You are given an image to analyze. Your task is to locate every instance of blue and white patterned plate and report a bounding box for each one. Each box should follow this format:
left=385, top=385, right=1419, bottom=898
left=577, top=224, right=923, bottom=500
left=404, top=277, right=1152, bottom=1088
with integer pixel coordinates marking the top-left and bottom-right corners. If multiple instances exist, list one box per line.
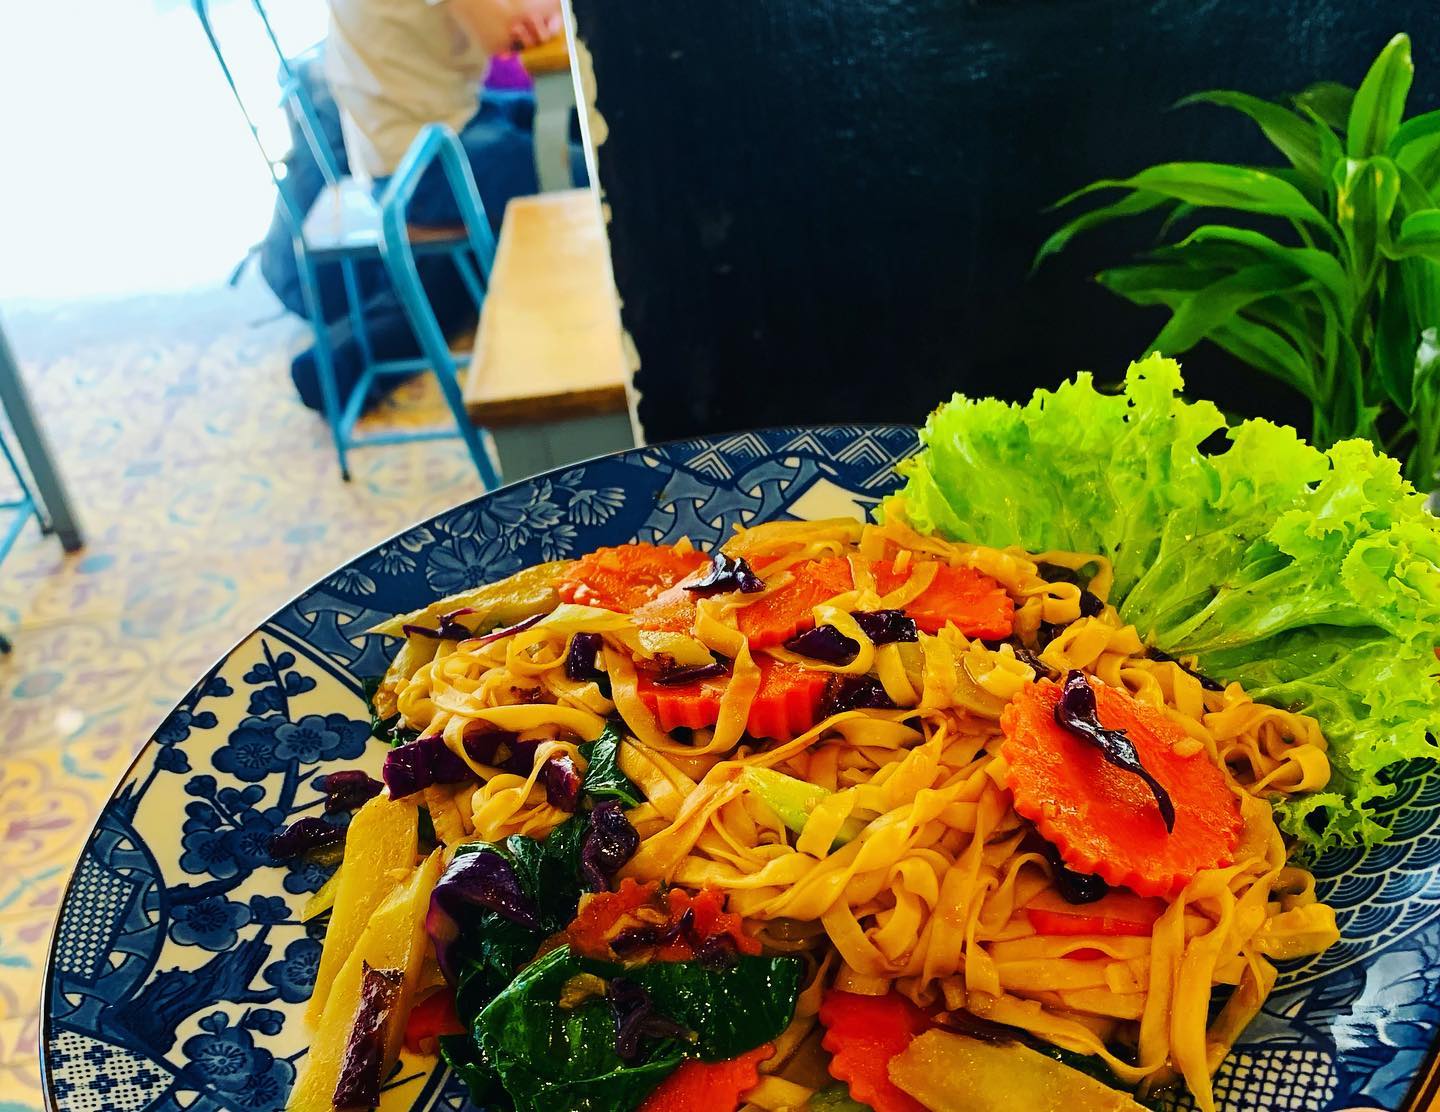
left=41, top=428, right=1440, bottom=1112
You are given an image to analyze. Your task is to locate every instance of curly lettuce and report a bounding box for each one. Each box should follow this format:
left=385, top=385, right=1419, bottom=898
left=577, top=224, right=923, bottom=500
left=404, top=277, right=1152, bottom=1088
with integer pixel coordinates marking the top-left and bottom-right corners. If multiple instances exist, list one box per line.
left=890, top=354, right=1440, bottom=853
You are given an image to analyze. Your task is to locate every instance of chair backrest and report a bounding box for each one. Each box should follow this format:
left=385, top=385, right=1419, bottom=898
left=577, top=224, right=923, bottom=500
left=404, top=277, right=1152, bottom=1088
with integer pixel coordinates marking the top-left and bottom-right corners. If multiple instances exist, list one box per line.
left=191, top=0, right=343, bottom=236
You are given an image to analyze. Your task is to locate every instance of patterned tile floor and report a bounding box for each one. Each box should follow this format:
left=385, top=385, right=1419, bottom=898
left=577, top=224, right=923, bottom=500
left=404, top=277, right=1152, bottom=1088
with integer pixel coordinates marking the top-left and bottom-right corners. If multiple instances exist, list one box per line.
left=0, top=277, right=489, bottom=1111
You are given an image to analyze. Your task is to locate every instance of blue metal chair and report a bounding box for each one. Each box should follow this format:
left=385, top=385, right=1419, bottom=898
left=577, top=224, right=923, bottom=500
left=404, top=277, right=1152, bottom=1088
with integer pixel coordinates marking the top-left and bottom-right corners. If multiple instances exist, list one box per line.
left=192, top=0, right=502, bottom=487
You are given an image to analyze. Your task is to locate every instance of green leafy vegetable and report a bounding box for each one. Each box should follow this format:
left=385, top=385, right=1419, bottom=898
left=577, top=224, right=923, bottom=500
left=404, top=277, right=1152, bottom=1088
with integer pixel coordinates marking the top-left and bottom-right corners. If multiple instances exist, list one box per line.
left=808, top=1083, right=875, bottom=1111
left=474, top=945, right=802, bottom=1112
left=503, top=815, right=588, bottom=933
left=439, top=1033, right=510, bottom=1111
left=361, top=675, right=414, bottom=746
left=890, top=354, right=1440, bottom=852
left=579, top=722, right=644, bottom=808
left=1039, top=32, right=1440, bottom=490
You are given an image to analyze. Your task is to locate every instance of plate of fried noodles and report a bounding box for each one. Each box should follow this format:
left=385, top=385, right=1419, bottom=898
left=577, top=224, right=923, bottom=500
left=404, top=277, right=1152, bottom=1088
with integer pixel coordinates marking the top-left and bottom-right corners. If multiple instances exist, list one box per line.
left=44, top=356, right=1440, bottom=1112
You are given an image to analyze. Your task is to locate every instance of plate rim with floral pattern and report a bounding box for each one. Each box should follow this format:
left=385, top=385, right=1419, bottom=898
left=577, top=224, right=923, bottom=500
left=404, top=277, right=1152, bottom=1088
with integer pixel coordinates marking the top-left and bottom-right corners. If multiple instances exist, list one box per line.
left=38, top=427, right=1440, bottom=1112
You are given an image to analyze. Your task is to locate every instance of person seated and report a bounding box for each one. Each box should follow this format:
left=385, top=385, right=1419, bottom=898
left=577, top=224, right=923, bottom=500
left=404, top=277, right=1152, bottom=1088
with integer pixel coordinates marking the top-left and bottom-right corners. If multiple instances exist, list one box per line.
left=324, top=0, right=563, bottom=227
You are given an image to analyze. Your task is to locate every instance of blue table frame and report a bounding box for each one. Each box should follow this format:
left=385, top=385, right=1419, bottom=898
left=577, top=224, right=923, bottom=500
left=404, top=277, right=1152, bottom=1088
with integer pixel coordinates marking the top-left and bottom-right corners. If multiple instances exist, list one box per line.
left=0, top=314, right=83, bottom=649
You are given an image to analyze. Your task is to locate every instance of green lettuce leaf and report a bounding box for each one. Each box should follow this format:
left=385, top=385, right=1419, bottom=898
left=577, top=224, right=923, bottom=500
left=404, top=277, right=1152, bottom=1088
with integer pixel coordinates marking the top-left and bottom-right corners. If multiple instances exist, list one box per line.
left=888, top=354, right=1440, bottom=853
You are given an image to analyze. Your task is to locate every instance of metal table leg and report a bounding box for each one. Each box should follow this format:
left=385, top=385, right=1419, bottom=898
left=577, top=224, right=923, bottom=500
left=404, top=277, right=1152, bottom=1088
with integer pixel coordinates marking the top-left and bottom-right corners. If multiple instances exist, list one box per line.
left=0, top=314, right=83, bottom=552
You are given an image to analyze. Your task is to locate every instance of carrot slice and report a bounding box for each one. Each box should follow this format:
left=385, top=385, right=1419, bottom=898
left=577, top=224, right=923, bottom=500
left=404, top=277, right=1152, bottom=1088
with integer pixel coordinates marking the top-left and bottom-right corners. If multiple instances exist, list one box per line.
left=819, top=991, right=932, bottom=1112
left=636, top=656, right=827, bottom=741
left=735, top=558, right=855, bottom=648
left=872, top=561, right=1014, bottom=638
left=402, top=987, right=465, bottom=1054
left=558, top=544, right=708, bottom=612
left=567, top=877, right=660, bottom=958
left=637, top=1044, right=773, bottom=1112
left=745, top=658, right=828, bottom=740
left=631, top=576, right=703, bottom=634
left=1001, top=677, right=1243, bottom=898
left=635, top=667, right=727, bottom=733
left=1025, top=888, right=1166, bottom=937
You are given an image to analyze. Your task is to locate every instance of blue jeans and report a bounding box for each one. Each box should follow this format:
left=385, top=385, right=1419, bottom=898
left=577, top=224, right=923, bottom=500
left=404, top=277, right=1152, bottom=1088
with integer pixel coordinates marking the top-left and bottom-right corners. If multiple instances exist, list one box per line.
left=372, top=90, right=540, bottom=231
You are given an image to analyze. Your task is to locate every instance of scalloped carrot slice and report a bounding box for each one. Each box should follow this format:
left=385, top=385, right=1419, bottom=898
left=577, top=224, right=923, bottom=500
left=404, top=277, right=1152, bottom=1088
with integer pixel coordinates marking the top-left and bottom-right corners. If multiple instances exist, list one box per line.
left=631, top=575, right=703, bottom=634
left=872, top=561, right=1014, bottom=638
left=744, top=658, right=828, bottom=740
left=637, top=1043, right=773, bottom=1112
left=735, top=558, right=855, bottom=648
left=1025, top=888, right=1165, bottom=936
left=635, top=667, right=726, bottom=732
left=1001, top=677, right=1243, bottom=898
left=819, top=990, right=931, bottom=1112
left=636, top=657, right=827, bottom=741
left=558, top=544, right=708, bottom=612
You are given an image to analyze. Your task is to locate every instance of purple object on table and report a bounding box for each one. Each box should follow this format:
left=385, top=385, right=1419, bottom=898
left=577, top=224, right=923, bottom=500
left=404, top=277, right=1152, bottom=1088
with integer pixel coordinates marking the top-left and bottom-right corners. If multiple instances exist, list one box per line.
left=485, top=53, right=534, bottom=92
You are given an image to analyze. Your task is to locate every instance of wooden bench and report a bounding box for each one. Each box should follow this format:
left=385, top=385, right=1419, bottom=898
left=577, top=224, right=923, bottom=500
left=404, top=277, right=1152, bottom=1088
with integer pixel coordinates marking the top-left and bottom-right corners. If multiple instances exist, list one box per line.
left=464, top=188, right=634, bottom=481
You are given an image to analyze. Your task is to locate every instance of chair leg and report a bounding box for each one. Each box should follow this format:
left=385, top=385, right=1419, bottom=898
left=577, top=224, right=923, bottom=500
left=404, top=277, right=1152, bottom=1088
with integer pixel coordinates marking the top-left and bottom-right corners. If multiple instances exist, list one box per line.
left=339, top=258, right=376, bottom=370
left=294, top=248, right=352, bottom=481
left=431, top=353, right=502, bottom=490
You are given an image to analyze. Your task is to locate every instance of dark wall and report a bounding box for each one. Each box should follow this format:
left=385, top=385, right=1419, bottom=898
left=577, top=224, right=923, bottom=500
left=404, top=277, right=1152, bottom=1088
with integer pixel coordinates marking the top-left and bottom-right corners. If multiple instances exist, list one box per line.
left=570, top=0, right=1440, bottom=441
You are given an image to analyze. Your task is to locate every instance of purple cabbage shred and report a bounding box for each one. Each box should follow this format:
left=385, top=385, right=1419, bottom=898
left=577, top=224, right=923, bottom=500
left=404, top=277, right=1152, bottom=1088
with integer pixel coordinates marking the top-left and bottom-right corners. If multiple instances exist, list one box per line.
left=564, top=631, right=606, bottom=682
left=653, top=659, right=731, bottom=686
left=382, top=735, right=474, bottom=798
left=268, top=816, right=345, bottom=861
left=332, top=963, right=402, bottom=1108
left=580, top=800, right=640, bottom=892
left=684, top=552, right=763, bottom=597
left=462, top=724, right=536, bottom=774
left=611, top=908, right=695, bottom=957
left=783, top=624, right=860, bottom=665
left=851, top=609, right=918, bottom=644
left=401, top=607, right=476, bottom=641
left=426, top=849, right=542, bottom=982
left=542, top=754, right=583, bottom=811
left=818, top=675, right=897, bottom=719
left=474, top=612, right=546, bottom=647
left=320, top=769, right=384, bottom=814
left=606, top=977, right=692, bottom=1062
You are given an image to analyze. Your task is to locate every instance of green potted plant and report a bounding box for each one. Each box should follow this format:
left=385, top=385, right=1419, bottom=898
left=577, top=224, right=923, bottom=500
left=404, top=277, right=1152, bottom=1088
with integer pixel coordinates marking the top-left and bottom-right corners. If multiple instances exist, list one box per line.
left=1039, top=32, right=1440, bottom=490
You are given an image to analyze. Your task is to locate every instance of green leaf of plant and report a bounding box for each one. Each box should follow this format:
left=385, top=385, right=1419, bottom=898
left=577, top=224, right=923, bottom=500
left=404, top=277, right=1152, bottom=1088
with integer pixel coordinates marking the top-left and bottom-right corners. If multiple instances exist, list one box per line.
left=1101, top=163, right=1333, bottom=229
left=1177, top=225, right=1352, bottom=311
left=1293, top=81, right=1355, bottom=132
left=1095, top=261, right=1229, bottom=308
left=1241, top=294, right=1329, bottom=361
left=1209, top=316, right=1318, bottom=394
left=1177, top=90, right=1322, bottom=182
left=1347, top=33, right=1413, bottom=158
left=1400, top=255, right=1440, bottom=328
left=1398, top=131, right=1440, bottom=195
left=1301, top=106, right=1346, bottom=188
left=1394, top=209, right=1440, bottom=261
left=1148, top=264, right=1316, bottom=356
left=1389, top=107, right=1440, bottom=158
left=1033, top=190, right=1170, bottom=269
left=1375, top=270, right=1419, bottom=410
left=1334, top=156, right=1401, bottom=278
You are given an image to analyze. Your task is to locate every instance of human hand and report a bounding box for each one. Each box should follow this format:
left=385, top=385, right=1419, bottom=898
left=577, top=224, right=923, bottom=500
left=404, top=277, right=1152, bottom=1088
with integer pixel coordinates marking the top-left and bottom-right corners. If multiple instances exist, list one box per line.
left=508, top=9, right=562, bottom=50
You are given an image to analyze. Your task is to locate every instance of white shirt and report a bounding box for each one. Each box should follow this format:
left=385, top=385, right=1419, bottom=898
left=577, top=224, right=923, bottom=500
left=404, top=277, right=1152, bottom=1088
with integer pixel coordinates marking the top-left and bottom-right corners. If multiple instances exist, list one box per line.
left=324, top=0, right=491, bottom=179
